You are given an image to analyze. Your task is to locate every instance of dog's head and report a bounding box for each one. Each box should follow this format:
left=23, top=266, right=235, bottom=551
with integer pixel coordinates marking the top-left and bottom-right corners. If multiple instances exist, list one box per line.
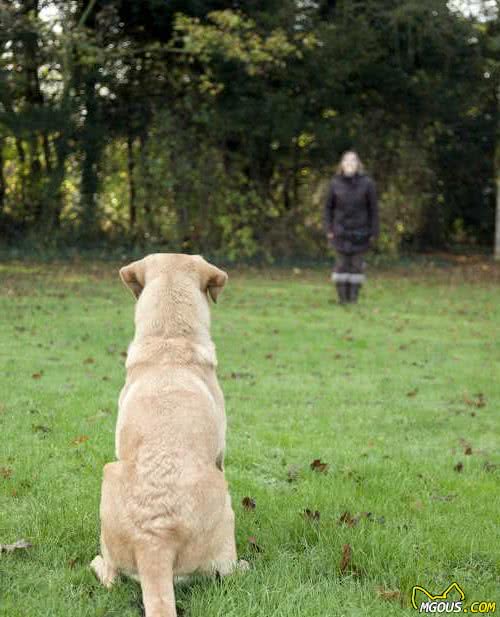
left=119, top=254, right=228, bottom=304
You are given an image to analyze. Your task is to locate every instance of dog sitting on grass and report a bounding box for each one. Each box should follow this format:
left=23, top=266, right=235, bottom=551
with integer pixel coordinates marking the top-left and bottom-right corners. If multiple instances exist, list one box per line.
left=91, top=254, right=247, bottom=617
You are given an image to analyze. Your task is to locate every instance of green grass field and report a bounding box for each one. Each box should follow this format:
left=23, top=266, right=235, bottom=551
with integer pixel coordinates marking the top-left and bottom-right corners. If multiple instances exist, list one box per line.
left=0, top=260, right=499, bottom=616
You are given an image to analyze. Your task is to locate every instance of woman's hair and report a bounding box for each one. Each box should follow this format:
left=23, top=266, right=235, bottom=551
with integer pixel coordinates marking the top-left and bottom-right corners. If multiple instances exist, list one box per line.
left=336, top=150, right=365, bottom=175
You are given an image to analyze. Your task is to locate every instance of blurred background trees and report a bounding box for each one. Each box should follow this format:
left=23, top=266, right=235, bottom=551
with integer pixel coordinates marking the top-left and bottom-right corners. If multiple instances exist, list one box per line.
left=0, top=0, right=498, bottom=258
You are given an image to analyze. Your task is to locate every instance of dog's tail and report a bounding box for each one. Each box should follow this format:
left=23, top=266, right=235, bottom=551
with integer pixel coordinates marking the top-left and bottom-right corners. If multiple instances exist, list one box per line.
left=136, top=545, right=177, bottom=617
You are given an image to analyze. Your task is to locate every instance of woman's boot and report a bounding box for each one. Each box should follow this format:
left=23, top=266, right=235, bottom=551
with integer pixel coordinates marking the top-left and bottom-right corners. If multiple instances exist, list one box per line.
left=348, top=283, right=360, bottom=303
left=348, top=274, right=365, bottom=303
left=336, top=282, right=349, bottom=304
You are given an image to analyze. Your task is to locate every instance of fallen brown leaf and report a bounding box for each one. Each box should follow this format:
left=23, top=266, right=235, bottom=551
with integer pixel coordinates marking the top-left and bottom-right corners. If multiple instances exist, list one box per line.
left=0, top=467, right=12, bottom=479
left=406, top=388, right=418, bottom=397
left=32, top=424, right=51, bottom=434
left=72, top=435, right=89, bottom=445
left=287, top=465, right=300, bottom=482
left=463, top=393, right=486, bottom=408
left=229, top=371, right=254, bottom=380
left=454, top=462, right=464, bottom=473
left=303, top=509, right=320, bottom=522
left=464, top=446, right=472, bottom=456
left=310, top=459, right=329, bottom=474
left=339, top=511, right=377, bottom=527
left=483, top=462, right=498, bottom=473
left=248, top=536, right=262, bottom=552
left=343, top=468, right=363, bottom=483
left=376, top=587, right=401, bottom=602
left=83, top=357, right=95, bottom=365
left=339, top=511, right=358, bottom=527
left=0, top=539, right=32, bottom=554
left=339, top=543, right=352, bottom=573
left=31, top=372, right=43, bottom=379
left=242, top=497, right=256, bottom=511
left=430, top=494, right=457, bottom=502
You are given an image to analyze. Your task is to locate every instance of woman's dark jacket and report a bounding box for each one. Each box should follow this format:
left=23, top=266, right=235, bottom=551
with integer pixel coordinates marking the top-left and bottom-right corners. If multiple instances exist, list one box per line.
left=324, top=173, right=379, bottom=254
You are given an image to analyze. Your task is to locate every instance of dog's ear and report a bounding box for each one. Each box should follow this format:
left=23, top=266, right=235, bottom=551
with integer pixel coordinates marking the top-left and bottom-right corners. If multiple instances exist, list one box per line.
left=119, top=259, right=146, bottom=299
left=199, top=258, right=228, bottom=303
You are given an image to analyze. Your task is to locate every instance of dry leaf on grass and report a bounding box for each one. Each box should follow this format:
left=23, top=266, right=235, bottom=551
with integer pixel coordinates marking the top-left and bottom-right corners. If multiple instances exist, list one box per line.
left=72, top=435, right=89, bottom=445
left=229, top=371, right=254, bottom=380
left=339, top=511, right=377, bottom=527
left=463, top=392, right=486, bottom=408
left=31, top=372, right=43, bottom=379
left=339, top=511, right=358, bottom=527
left=248, top=536, right=263, bottom=552
left=287, top=465, right=300, bottom=482
left=430, top=494, right=457, bottom=502
left=310, top=459, right=329, bottom=474
left=83, top=357, right=95, bottom=365
left=339, top=543, right=352, bottom=573
left=376, top=587, right=401, bottom=602
left=454, top=461, right=464, bottom=473
left=241, top=497, right=256, bottom=511
left=32, top=424, right=51, bottom=434
left=483, top=462, right=498, bottom=473
left=0, top=467, right=13, bottom=479
left=0, top=539, right=32, bottom=554
left=302, top=509, right=320, bottom=522
left=406, top=388, right=419, bottom=397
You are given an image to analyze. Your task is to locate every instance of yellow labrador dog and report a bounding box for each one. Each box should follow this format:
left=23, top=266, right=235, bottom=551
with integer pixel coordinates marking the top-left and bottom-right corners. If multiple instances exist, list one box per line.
left=91, top=254, right=245, bottom=617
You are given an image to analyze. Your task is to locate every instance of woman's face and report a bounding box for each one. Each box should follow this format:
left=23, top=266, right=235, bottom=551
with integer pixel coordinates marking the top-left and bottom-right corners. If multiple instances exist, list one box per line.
left=340, top=153, right=359, bottom=176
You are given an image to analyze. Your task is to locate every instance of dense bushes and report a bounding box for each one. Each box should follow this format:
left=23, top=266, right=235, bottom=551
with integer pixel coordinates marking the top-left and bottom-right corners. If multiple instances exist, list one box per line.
left=0, top=1, right=497, bottom=258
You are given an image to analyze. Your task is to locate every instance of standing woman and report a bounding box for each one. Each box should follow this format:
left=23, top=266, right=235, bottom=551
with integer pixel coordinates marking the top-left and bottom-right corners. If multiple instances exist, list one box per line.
left=324, top=151, right=379, bottom=304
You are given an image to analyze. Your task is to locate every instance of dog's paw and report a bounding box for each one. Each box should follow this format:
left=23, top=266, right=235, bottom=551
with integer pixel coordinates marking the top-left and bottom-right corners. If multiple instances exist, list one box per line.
left=90, top=555, right=116, bottom=589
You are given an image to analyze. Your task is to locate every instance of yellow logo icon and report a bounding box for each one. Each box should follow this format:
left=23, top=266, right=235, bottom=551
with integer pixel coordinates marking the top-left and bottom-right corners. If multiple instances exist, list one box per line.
left=411, top=582, right=496, bottom=614
left=411, top=582, right=465, bottom=610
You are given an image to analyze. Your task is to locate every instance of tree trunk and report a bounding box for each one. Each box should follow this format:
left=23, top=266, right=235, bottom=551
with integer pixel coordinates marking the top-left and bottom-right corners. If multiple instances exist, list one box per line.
left=47, top=133, right=70, bottom=230
left=22, top=0, right=46, bottom=224
left=0, top=139, right=5, bottom=215
left=139, top=132, right=153, bottom=233
left=495, top=172, right=500, bottom=260
left=127, top=134, right=137, bottom=234
left=80, top=77, right=102, bottom=238
left=495, top=83, right=500, bottom=260
left=15, top=138, right=27, bottom=220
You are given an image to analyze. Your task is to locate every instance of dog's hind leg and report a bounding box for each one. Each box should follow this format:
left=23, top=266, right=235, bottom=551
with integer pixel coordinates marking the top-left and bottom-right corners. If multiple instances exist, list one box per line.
left=136, top=546, right=177, bottom=617
left=91, top=461, right=132, bottom=587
